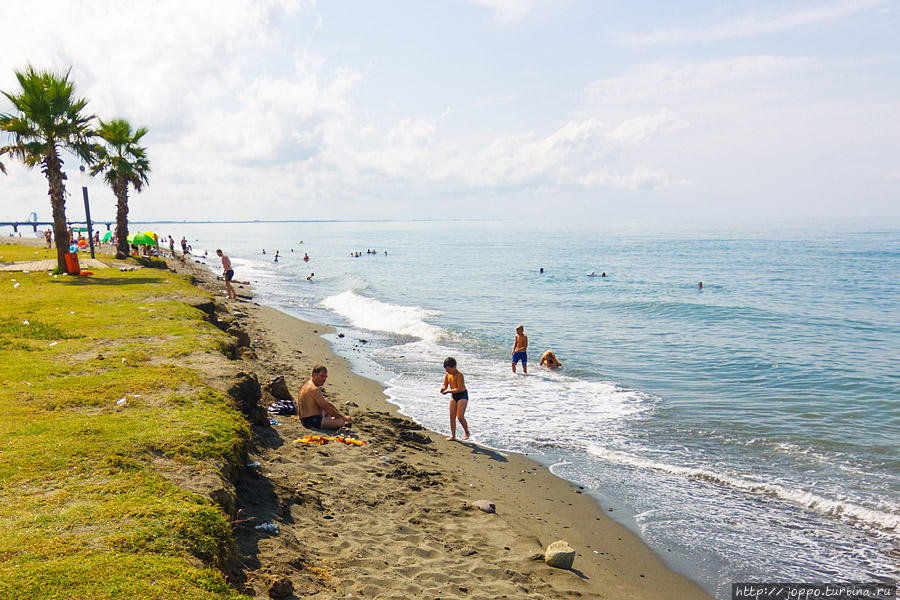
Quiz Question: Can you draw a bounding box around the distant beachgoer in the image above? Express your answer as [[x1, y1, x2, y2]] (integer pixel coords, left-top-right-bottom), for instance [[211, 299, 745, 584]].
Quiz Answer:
[[540, 350, 562, 369], [698, 281, 703, 290], [44, 229, 52, 248], [587, 271, 597, 277], [168, 235, 175, 255], [384, 251, 388, 255], [601, 272, 606, 278], [440, 357, 470, 441], [262, 249, 266, 255], [297, 365, 352, 430], [512, 325, 528, 374], [539, 267, 544, 274], [216, 249, 237, 300], [303, 253, 309, 262], [180, 236, 188, 254], [274, 251, 279, 263], [306, 273, 314, 281]]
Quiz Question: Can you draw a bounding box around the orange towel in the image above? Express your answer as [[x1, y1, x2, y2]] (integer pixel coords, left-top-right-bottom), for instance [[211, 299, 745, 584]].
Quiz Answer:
[[296, 435, 366, 446]]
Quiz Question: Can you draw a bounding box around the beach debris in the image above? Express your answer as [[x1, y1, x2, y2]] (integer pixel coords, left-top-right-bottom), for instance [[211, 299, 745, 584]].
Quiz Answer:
[[471, 500, 496, 514], [337, 333, 345, 338], [269, 418, 281, 426], [49, 341, 58, 347], [13, 282, 20, 288], [378, 455, 394, 463], [116, 397, 126, 406], [254, 522, 279, 534], [246, 461, 260, 468], [266, 375, 293, 400], [544, 540, 576, 569], [267, 398, 297, 416], [296, 434, 367, 446], [267, 576, 293, 599]]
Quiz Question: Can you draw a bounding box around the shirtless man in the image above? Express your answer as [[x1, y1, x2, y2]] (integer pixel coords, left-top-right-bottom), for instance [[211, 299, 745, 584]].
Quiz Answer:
[[512, 324, 528, 373], [216, 249, 237, 300], [297, 365, 352, 430]]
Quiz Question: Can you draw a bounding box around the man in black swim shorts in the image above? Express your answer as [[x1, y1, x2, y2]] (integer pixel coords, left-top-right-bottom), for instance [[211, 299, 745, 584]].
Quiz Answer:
[[216, 249, 237, 300], [297, 365, 352, 430]]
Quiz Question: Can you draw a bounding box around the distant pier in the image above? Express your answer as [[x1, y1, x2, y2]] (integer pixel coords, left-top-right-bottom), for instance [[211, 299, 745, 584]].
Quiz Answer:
[[1, 220, 115, 233]]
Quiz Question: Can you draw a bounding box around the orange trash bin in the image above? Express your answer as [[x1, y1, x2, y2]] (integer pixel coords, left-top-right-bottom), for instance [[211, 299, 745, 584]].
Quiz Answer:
[[64, 252, 81, 275]]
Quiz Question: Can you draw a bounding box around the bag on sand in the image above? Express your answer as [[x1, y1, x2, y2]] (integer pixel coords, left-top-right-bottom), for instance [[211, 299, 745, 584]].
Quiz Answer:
[[267, 399, 297, 416]]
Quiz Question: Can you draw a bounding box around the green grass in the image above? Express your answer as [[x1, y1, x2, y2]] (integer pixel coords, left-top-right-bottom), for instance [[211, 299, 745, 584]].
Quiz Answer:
[[0, 241, 252, 599]]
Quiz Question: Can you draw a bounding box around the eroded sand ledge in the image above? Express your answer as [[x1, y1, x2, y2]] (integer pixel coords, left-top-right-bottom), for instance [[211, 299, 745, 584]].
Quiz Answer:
[[183, 257, 712, 599]]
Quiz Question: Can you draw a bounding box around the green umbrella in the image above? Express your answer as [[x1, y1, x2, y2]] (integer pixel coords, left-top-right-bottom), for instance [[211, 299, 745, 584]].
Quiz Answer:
[[127, 232, 157, 246], [102, 231, 112, 243]]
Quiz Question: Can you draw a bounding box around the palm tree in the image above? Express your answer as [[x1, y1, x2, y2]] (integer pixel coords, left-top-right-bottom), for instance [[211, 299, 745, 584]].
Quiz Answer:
[[0, 66, 96, 272], [91, 119, 150, 259]]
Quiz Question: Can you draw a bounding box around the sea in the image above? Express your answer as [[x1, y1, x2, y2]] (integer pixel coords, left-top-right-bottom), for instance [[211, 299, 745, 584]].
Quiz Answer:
[[150, 219, 898, 599]]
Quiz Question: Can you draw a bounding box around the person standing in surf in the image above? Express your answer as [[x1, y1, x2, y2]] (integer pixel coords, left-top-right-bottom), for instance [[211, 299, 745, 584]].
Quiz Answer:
[[512, 324, 528, 373], [440, 357, 470, 441], [216, 249, 237, 300]]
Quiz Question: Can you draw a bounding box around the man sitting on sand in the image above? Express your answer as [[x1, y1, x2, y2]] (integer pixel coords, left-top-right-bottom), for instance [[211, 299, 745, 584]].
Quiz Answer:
[[540, 350, 562, 369], [297, 365, 352, 430]]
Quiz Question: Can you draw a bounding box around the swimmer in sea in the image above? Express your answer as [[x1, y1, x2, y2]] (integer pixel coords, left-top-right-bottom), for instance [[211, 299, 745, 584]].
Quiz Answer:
[[540, 350, 562, 369]]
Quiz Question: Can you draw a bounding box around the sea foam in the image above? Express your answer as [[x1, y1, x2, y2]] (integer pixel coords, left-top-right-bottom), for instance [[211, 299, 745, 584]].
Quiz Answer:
[[321, 291, 443, 342]]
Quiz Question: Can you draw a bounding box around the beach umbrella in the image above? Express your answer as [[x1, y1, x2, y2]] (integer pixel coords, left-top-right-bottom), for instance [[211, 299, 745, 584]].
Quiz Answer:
[[142, 231, 159, 241], [127, 232, 157, 246], [102, 231, 112, 243]]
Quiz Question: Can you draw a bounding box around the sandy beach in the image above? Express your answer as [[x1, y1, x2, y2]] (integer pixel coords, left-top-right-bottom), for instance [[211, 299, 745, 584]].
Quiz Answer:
[[178, 256, 712, 599]]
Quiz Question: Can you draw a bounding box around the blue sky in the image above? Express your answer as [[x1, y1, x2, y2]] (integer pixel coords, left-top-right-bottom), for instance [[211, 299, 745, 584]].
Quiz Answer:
[[1, 0, 898, 225]]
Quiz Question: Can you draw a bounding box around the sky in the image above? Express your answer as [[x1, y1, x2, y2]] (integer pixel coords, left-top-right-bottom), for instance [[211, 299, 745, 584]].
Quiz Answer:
[[0, 0, 898, 225]]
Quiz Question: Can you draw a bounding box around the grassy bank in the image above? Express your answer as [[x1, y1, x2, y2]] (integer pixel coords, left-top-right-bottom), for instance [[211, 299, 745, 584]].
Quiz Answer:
[[0, 241, 251, 599]]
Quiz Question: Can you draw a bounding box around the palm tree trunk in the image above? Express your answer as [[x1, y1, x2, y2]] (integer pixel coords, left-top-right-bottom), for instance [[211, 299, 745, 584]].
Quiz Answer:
[[43, 151, 70, 272], [114, 179, 130, 259]]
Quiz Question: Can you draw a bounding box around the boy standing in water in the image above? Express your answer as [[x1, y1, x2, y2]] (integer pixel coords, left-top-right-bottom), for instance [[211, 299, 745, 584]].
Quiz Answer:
[[512, 324, 528, 373], [440, 357, 470, 441]]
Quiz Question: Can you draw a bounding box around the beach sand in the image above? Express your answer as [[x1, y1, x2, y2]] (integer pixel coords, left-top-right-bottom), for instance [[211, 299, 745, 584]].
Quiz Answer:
[[183, 258, 712, 600]]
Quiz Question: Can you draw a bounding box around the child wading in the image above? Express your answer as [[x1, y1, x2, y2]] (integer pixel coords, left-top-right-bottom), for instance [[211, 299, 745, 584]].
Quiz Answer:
[[440, 357, 470, 441]]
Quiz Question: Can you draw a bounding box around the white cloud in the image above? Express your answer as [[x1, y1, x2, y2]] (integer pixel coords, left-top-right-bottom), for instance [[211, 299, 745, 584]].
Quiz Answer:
[[463, 0, 567, 23], [618, 0, 887, 46]]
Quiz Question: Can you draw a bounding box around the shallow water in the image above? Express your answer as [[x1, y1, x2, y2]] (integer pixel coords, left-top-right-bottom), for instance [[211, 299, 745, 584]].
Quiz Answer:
[[164, 220, 899, 598]]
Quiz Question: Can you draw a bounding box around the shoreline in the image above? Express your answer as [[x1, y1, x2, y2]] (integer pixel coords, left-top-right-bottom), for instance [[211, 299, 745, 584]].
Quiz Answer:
[[182, 256, 713, 598]]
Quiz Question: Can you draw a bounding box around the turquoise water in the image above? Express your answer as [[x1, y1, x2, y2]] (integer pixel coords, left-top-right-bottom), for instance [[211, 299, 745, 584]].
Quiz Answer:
[[159, 220, 898, 598]]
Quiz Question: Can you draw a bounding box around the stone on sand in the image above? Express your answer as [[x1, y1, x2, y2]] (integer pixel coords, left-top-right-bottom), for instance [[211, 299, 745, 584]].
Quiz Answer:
[[472, 500, 496, 513], [544, 540, 576, 569]]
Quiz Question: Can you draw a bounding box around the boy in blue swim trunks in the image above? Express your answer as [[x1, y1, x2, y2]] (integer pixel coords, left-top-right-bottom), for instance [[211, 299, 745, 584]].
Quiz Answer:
[[512, 324, 528, 373], [440, 357, 470, 441]]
